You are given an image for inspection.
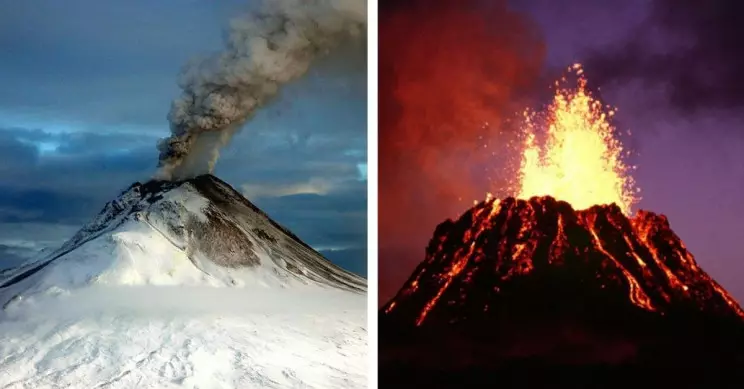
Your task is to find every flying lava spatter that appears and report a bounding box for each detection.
[517,64,639,215]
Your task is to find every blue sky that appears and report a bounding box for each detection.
[0,0,367,275]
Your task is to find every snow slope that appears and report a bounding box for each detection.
[0,174,367,388]
[0,287,367,388]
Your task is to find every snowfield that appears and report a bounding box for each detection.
[0,175,367,388]
[0,287,367,388]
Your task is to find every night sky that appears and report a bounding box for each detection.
[380,0,744,303]
[0,0,367,276]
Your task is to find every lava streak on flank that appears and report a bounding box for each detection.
[382,195,744,327]
[414,200,503,325]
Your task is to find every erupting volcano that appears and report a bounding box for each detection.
[380,65,744,388]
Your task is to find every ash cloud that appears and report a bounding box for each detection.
[584,0,744,114]
[157,0,366,181]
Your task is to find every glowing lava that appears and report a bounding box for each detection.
[517,64,638,215]
[381,64,744,329]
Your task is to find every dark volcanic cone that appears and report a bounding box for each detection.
[380,196,744,388]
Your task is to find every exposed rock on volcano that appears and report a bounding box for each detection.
[1,174,365,309]
[380,196,744,387]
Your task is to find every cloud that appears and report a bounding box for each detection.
[0,127,154,199]
[0,223,78,270]
[584,0,744,115]
[319,248,367,278]
[0,242,45,270]
[242,179,334,199]
[253,189,367,250]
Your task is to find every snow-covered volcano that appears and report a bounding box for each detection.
[1,174,365,304]
[0,175,367,388]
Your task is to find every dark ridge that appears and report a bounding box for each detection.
[186,175,365,287]
[187,175,318,253]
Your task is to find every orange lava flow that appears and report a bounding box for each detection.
[416,244,473,326]
[632,218,689,293]
[711,282,744,317]
[503,203,537,279]
[516,64,638,215]
[414,201,503,325]
[548,214,567,264]
[581,214,656,311]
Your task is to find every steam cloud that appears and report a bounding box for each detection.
[156,0,367,181]
[378,0,544,302]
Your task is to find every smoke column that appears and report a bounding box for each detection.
[156,0,367,181]
[378,0,545,302]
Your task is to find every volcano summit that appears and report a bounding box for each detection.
[0,175,367,388]
[380,196,744,387]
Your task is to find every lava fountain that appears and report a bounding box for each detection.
[516,64,639,215]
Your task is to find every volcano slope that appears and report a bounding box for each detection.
[0,174,367,389]
[380,196,744,388]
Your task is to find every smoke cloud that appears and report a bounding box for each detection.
[379,0,544,301]
[584,0,744,115]
[156,0,367,181]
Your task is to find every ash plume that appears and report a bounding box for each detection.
[156,0,367,181]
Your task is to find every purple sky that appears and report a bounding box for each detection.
[380,0,744,303]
